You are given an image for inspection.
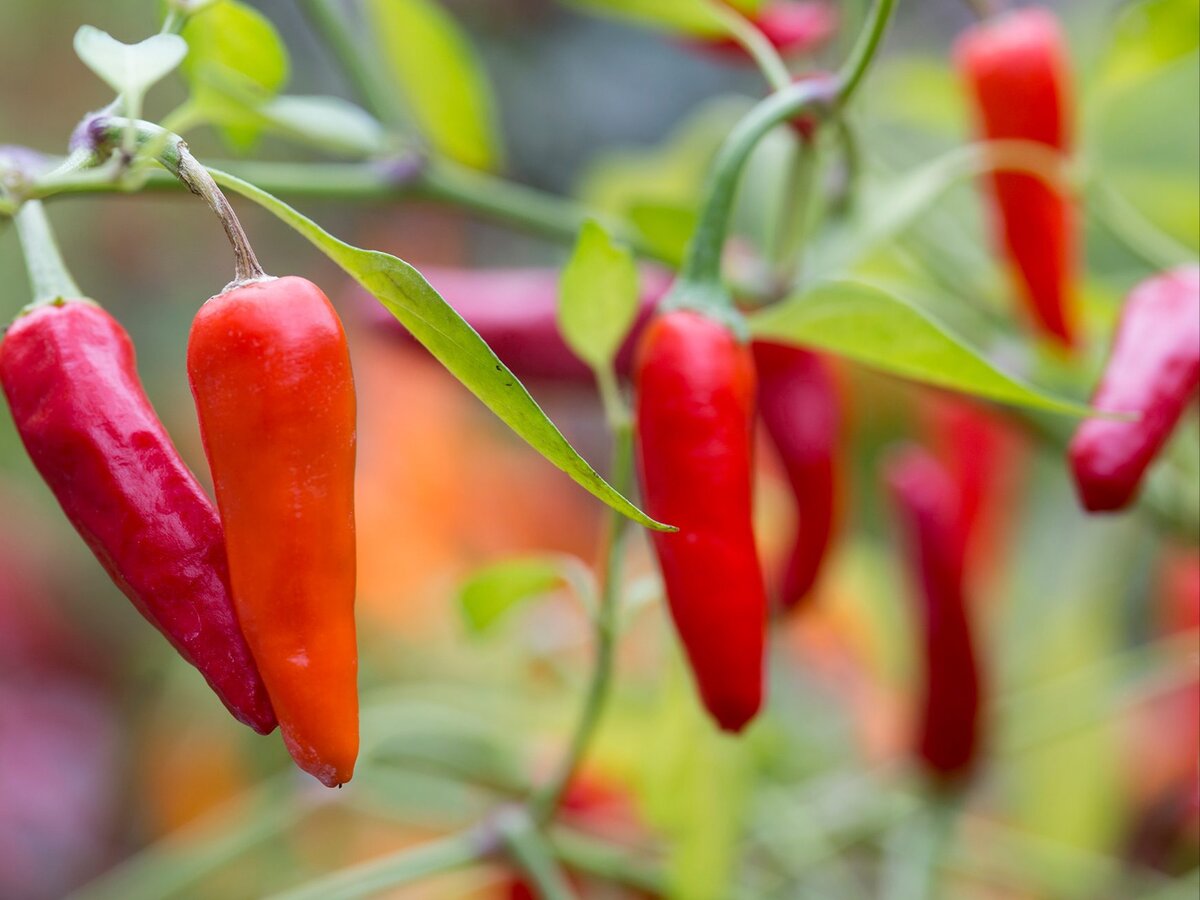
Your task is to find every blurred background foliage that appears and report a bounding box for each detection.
[0,1,1197,898]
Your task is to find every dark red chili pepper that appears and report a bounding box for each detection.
[956,8,1077,347]
[188,276,358,787]
[885,445,981,782]
[635,309,767,732]
[1069,266,1200,513]
[353,265,672,382]
[691,1,838,62]
[0,301,276,734]
[752,341,838,611]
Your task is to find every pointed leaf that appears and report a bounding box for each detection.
[559,220,639,371]
[74,27,187,100]
[458,557,565,635]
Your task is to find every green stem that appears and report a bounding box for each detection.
[550,828,667,895]
[266,827,490,900]
[529,387,633,825]
[498,810,578,900]
[298,0,405,126]
[769,139,818,291]
[835,0,898,110]
[12,200,83,306]
[709,2,792,91]
[882,793,960,900]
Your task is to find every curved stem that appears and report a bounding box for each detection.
[12,200,83,306]
[709,2,792,91]
[835,0,898,110]
[498,810,578,900]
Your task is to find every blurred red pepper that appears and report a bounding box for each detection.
[1069,267,1200,512]
[189,276,359,787]
[956,8,1077,347]
[353,265,672,382]
[691,2,837,62]
[0,301,276,735]
[636,309,767,732]
[885,445,982,782]
[752,342,839,611]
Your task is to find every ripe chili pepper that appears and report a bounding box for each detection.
[956,8,1077,347]
[885,445,981,782]
[692,1,838,62]
[188,276,358,787]
[752,341,838,611]
[636,309,767,732]
[353,265,672,382]
[1069,266,1200,513]
[0,301,276,734]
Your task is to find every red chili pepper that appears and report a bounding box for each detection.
[635,309,767,732]
[1069,267,1200,513]
[0,301,276,734]
[353,265,672,382]
[752,342,838,611]
[691,1,838,62]
[956,8,1077,347]
[885,445,981,782]
[188,276,358,787]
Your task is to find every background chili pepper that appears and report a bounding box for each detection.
[0,300,277,735]
[351,265,672,383]
[956,7,1077,347]
[885,445,982,782]
[188,276,358,788]
[1069,266,1200,513]
[752,341,839,612]
[635,309,767,732]
[690,1,838,62]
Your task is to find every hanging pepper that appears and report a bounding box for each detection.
[188,276,358,787]
[635,309,767,732]
[885,445,981,782]
[0,301,277,734]
[692,2,838,62]
[354,265,672,382]
[752,342,839,611]
[956,7,1077,347]
[1069,267,1200,513]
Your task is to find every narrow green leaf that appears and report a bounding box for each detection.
[73,27,187,100]
[180,0,289,151]
[558,220,639,371]
[365,0,501,170]
[562,0,726,33]
[211,169,669,531]
[750,281,1095,417]
[458,557,564,634]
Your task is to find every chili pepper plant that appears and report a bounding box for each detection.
[0,0,1196,898]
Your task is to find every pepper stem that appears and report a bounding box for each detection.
[13,200,83,307]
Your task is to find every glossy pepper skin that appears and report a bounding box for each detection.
[188,276,358,787]
[0,301,276,734]
[635,310,767,732]
[885,446,981,782]
[752,342,838,611]
[956,8,1076,347]
[1069,267,1200,513]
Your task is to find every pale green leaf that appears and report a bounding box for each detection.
[1098,0,1200,91]
[196,91,386,157]
[211,169,668,531]
[558,220,639,370]
[562,0,729,33]
[73,27,187,100]
[628,201,697,267]
[458,557,565,634]
[365,0,500,170]
[750,281,1095,416]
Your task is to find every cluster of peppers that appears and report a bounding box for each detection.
[0,203,359,788]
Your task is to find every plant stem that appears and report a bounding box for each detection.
[882,792,960,900]
[498,809,579,900]
[769,140,817,290]
[266,826,491,900]
[835,0,898,110]
[529,381,633,825]
[12,200,83,306]
[709,2,792,91]
[298,0,405,127]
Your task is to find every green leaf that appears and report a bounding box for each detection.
[211,169,669,532]
[628,201,697,267]
[73,27,187,101]
[562,0,727,33]
[180,0,289,151]
[1098,0,1200,91]
[365,0,501,170]
[750,281,1095,416]
[458,557,565,634]
[558,220,639,371]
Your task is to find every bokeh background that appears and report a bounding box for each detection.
[0,1,1197,897]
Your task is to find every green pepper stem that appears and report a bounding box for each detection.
[709,2,792,91]
[835,0,898,110]
[12,200,83,306]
